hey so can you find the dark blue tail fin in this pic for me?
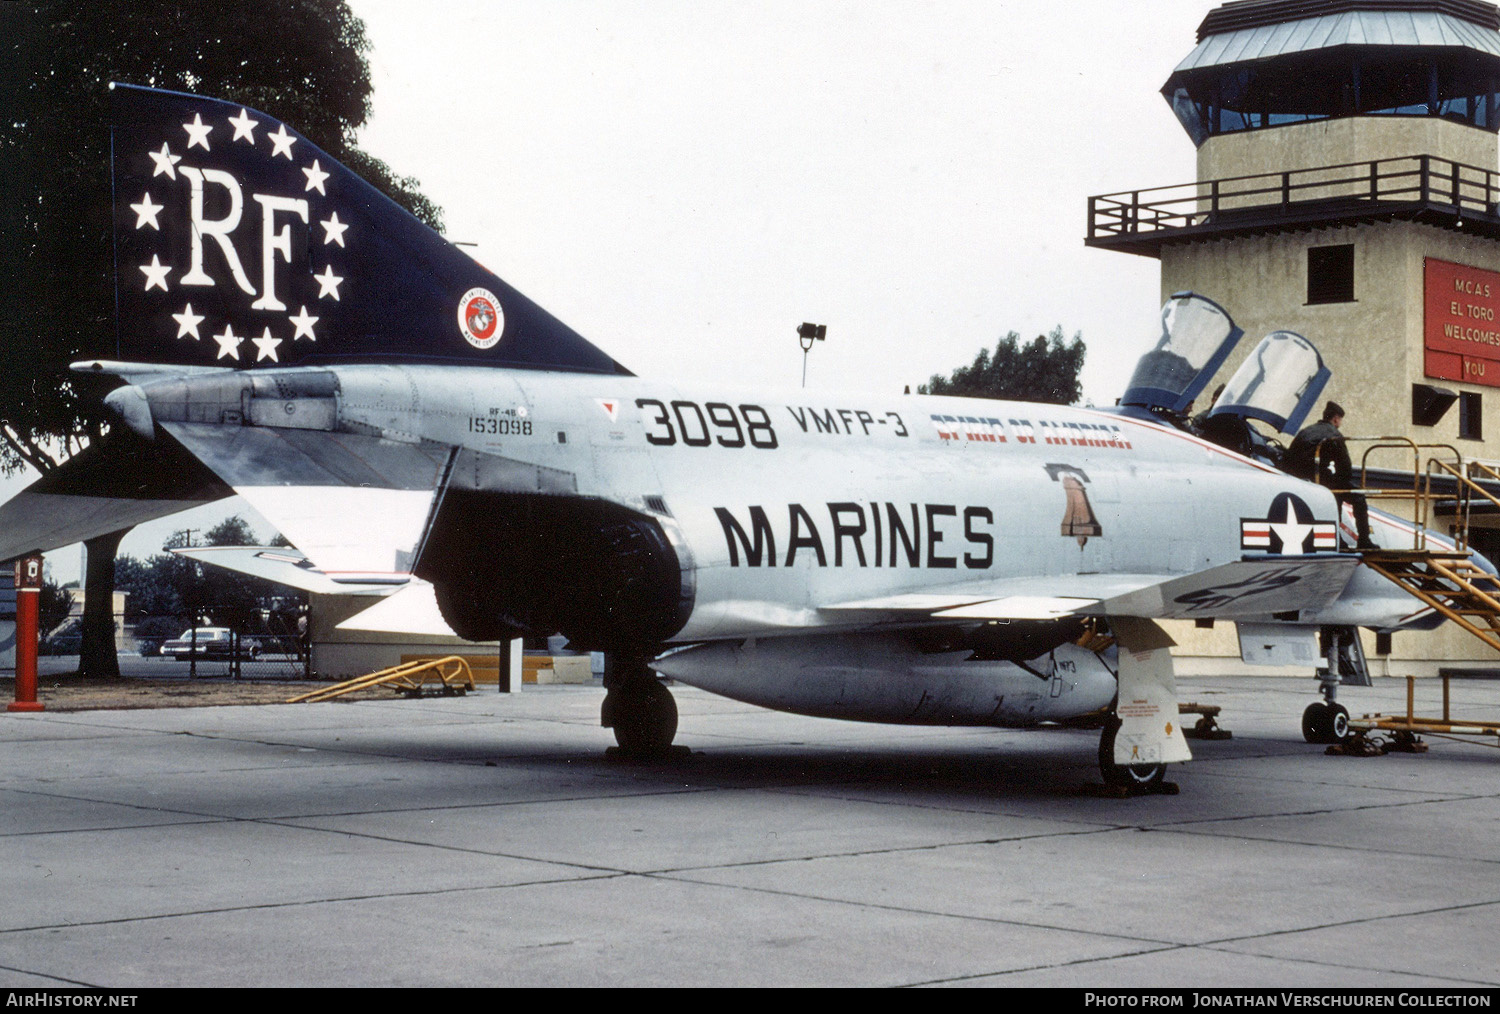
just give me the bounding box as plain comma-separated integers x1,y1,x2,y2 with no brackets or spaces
109,83,629,374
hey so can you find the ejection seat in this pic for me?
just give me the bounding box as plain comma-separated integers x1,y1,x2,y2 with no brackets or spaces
1196,329,1331,473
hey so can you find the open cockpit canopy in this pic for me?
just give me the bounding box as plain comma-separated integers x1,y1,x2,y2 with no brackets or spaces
1121,292,1243,414
1208,329,1330,435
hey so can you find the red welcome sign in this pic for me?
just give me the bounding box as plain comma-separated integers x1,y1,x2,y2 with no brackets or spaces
1425,257,1500,388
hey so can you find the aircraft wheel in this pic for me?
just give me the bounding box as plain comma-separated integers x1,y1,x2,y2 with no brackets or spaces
1327,703,1350,741
1302,701,1349,743
1301,702,1328,743
604,676,678,758
1098,719,1165,789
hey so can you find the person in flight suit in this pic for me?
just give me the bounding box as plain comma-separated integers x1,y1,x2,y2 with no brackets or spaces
1284,401,1375,549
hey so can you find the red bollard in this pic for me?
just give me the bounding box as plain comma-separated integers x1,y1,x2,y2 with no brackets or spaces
9,554,44,713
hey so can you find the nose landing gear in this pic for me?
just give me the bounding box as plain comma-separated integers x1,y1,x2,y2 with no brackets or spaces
1302,626,1365,744
1302,699,1351,744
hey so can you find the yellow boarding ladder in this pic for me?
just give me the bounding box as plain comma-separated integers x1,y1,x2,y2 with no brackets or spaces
1349,439,1500,654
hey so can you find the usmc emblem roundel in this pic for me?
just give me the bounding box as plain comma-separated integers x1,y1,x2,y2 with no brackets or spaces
458,287,504,349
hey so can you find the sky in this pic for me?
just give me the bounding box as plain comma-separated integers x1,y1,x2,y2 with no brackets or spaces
8,0,1213,583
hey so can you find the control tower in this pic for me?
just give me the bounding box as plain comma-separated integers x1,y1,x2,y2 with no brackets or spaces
1089,0,1500,671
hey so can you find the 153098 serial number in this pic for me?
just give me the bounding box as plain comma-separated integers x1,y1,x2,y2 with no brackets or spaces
467,416,533,436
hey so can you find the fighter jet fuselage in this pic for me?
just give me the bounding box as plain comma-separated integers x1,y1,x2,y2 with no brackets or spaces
2,83,1485,786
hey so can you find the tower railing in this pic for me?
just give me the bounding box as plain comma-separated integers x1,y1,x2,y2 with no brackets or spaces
1088,155,1500,248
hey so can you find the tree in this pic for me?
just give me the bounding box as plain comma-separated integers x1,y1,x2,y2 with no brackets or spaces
38,578,74,638
920,327,1086,405
204,517,259,548
115,516,306,634
0,1,442,674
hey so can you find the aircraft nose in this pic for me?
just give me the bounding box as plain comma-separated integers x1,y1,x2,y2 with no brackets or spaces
104,384,154,439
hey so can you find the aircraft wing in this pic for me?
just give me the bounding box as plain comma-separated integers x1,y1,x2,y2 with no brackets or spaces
823,555,1360,622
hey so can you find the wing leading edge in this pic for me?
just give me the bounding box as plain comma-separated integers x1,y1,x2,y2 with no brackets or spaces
822,555,1361,623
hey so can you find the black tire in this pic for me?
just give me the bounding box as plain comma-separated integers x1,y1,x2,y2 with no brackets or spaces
1303,701,1349,743
1099,719,1165,788
607,678,679,757
1302,701,1331,743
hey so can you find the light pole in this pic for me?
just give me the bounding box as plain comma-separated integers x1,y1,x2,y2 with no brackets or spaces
797,322,826,387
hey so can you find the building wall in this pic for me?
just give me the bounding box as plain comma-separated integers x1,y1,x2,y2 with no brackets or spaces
1160,219,1500,673
1198,116,1497,181
1162,222,1500,463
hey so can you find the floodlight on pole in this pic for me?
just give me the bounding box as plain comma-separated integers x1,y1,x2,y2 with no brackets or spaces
797,322,826,388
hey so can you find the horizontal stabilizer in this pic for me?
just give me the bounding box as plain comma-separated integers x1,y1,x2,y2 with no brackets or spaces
173,546,408,595
0,430,231,562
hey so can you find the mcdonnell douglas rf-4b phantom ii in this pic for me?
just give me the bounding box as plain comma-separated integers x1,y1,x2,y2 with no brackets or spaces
1,85,1486,789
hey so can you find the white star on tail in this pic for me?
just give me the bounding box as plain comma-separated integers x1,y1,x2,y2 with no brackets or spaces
148,143,181,179
139,255,171,292
211,324,243,361
288,305,319,340
172,304,205,339
319,211,348,247
302,159,329,195
252,327,282,362
314,264,344,300
130,193,163,230
268,123,296,159
182,113,212,151
227,108,259,143
1269,500,1313,555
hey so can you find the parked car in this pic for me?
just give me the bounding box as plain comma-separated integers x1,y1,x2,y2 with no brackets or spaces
39,633,82,656
160,627,259,661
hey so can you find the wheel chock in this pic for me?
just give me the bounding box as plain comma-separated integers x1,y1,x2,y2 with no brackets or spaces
1179,703,1232,741
604,744,695,762
1082,780,1180,798
1325,732,1388,757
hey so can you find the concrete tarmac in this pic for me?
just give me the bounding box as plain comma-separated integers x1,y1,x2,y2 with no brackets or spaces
1,675,1498,988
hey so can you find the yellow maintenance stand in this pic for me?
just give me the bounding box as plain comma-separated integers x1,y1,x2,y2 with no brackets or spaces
1333,439,1500,753
287,656,475,704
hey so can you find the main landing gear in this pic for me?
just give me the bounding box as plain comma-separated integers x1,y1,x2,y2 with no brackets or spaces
600,654,681,759
1097,718,1168,791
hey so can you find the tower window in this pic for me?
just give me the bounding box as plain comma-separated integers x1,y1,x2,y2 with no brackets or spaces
1307,245,1355,304
1460,391,1483,441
